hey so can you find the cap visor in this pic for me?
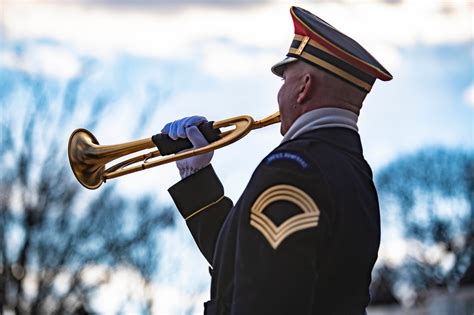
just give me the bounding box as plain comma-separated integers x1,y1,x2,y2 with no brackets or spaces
271,57,298,77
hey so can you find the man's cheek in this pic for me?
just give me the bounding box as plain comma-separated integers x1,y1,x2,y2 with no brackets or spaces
277,87,283,106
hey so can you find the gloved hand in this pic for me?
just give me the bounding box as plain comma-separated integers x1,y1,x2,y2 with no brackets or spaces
161,116,214,179
161,116,207,140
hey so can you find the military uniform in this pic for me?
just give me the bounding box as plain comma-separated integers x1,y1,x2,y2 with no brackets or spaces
166,5,391,314
169,127,380,314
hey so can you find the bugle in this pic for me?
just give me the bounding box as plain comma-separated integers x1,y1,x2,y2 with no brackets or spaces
68,112,281,190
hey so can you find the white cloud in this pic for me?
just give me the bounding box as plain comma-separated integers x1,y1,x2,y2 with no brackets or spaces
2,2,291,61
1,0,471,93
3,0,472,79
199,43,281,79
1,44,81,79
463,83,474,107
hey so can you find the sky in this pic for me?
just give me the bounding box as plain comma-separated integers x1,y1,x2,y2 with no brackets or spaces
1,0,473,313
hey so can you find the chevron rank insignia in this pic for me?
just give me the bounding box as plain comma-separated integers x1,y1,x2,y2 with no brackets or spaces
250,184,320,249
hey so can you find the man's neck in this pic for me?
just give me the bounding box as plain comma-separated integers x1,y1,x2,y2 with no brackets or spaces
281,107,359,143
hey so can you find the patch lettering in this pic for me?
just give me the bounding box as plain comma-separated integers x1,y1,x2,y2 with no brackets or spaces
265,151,309,169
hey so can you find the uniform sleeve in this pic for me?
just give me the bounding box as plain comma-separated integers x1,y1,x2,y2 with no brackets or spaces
230,152,332,315
168,164,233,266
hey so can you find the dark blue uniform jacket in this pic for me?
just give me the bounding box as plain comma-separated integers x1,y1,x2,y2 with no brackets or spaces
169,128,381,315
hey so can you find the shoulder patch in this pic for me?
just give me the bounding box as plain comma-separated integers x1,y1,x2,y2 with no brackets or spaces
250,184,320,249
264,151,309,169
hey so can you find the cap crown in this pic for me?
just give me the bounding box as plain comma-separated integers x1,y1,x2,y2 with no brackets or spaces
285,6,392,91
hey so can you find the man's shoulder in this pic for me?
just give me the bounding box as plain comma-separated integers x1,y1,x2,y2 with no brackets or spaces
279,128,363,159
253,139,328,189
260,128,371,185
266,130,346,167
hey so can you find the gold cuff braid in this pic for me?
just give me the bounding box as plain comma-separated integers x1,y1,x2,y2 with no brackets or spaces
185,195,226,221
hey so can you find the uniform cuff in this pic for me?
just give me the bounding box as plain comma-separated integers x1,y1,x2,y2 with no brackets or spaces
168,164,224,220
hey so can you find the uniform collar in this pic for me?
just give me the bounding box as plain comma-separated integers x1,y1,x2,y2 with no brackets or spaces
281,107,358,143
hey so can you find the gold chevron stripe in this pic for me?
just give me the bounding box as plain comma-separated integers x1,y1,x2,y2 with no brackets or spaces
251,215,319,249
251,212,318,232
251,214,318,242
250,211,318,235
250,184,320,249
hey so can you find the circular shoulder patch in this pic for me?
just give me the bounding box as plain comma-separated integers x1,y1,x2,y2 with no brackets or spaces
250,184,320,249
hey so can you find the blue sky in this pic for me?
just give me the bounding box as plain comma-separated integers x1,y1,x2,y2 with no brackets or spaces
1,0,473,312
360,41,473,171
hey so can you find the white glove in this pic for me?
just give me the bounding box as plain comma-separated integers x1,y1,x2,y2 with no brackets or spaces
161,116,207,140
161,116,214,179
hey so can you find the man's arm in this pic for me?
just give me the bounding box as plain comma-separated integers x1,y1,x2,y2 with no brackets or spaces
161,116,232,265
168,164,233,265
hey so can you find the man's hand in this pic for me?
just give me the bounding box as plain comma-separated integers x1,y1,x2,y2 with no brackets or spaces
161,116,214,179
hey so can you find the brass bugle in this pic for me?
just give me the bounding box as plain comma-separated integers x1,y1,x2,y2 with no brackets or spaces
68,112,281,190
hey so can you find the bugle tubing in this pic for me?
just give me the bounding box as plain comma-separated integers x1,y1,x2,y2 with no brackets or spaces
68,112,281,190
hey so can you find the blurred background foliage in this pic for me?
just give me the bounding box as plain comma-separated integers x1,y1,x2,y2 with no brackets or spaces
0,61,176,314
370,147,473,306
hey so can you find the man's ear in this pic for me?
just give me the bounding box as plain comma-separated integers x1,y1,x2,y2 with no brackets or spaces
297,73,312,104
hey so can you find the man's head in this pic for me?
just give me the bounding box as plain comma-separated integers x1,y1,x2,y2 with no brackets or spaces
277,61,368,135
273,6,392,135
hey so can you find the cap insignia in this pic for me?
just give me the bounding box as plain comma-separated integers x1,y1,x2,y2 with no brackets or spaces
295,36,310,55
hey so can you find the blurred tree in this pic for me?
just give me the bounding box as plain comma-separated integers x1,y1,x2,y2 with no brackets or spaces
369,264,399,306
375,147,473,304
0,57,174,314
